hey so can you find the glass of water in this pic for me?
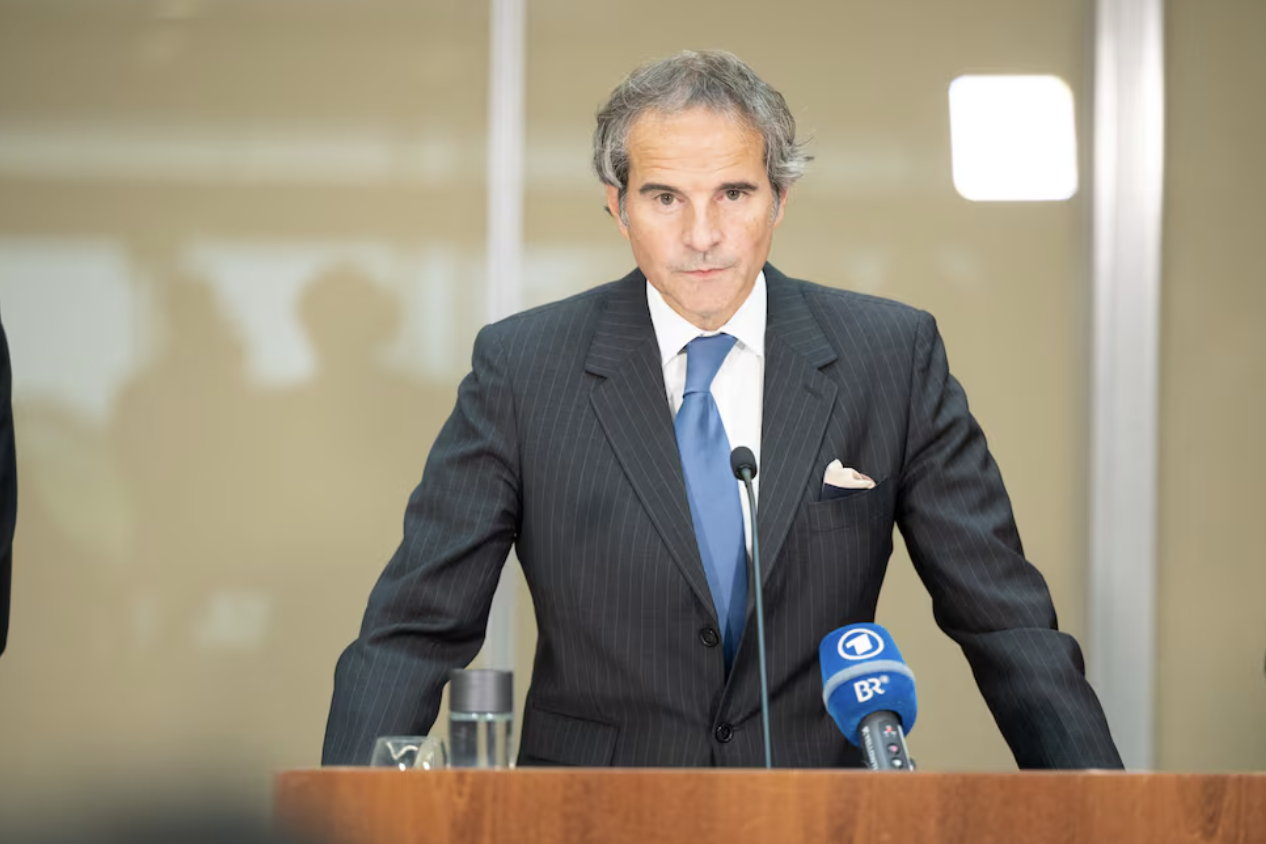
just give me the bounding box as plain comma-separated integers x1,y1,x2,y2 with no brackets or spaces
369,736,448,770
448,669,514,768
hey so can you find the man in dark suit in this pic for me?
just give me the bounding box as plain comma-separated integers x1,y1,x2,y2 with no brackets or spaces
0,313,15,657
323,50,1122,769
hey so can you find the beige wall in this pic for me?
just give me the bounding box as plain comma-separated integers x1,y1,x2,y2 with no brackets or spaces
4,0,1257,826
1157,0,1266,771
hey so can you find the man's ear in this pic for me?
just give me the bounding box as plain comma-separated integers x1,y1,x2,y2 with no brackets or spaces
605,185,631,240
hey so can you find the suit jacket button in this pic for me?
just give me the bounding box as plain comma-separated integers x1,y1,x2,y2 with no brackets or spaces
699,627,720,648
714,722,734,743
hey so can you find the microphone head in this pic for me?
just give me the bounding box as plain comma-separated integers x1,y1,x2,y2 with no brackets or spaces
819,623,918,747
730,446,758,480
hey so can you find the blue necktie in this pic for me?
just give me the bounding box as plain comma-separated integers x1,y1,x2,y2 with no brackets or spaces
674,334,748,670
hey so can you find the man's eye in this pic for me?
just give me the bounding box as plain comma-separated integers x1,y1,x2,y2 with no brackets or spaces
725,189,745,201
657,193,675,206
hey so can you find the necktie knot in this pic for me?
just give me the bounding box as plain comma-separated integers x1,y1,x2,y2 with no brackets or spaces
683,333,737,395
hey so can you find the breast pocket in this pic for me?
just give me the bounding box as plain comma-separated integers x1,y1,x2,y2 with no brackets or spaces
804,478,894,533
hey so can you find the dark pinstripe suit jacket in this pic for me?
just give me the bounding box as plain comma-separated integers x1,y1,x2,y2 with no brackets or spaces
322,264,1122,769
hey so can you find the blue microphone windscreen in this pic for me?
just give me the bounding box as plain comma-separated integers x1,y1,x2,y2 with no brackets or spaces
818,623,918,746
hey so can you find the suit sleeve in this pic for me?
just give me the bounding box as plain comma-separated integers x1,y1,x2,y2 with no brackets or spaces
322,324,521,765
895,312,1123,769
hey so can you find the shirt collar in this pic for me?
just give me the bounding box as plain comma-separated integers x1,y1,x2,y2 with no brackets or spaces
646,270,767,366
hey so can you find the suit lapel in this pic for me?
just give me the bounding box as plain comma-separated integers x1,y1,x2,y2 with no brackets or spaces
756,266,839,585
583,265,843,622
586,270,718,623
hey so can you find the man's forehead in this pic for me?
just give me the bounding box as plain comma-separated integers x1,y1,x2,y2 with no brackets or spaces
625,107,766,183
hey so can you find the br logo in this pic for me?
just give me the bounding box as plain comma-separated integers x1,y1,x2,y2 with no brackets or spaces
853,676,889,703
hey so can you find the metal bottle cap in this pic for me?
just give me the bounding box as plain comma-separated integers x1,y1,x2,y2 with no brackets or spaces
449,669,513,714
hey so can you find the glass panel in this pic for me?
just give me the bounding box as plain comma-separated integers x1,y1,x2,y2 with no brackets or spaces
0,0,1120,813
0,0,489,816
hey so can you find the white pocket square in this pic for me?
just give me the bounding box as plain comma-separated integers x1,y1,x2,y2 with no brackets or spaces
823,459,876,490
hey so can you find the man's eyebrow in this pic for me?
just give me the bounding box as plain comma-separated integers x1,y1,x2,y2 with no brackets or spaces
638,182,680,195
636,180,762,195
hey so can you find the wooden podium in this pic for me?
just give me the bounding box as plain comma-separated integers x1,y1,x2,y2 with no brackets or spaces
275,769,1266,844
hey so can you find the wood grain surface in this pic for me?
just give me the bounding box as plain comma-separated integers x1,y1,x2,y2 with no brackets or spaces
274,769,1266,844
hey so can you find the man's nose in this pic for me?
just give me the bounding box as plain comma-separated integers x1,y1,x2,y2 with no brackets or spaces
682,202,722,253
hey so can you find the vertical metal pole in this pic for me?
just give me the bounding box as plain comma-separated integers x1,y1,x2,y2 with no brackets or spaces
483,0,525,671
1090,0,1165,770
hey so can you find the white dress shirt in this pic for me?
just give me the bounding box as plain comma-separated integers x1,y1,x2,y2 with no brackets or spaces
647,271,765,558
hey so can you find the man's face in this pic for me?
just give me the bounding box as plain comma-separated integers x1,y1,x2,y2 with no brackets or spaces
606,107,786,331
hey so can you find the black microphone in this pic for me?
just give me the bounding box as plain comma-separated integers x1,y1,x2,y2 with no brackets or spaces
730,447,757,482
730,446,772,769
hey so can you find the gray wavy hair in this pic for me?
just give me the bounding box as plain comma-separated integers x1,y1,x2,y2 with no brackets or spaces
593,50,812,224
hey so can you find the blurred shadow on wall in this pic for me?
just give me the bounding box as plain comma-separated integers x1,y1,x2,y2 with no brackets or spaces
2,264,454,820
260,265,449,692
107,273,269,746
6,400,128,723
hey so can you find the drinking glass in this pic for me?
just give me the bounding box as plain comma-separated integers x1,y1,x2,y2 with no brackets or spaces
369,736,448,770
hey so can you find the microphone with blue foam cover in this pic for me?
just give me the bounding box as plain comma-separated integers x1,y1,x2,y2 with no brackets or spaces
819,622,918,770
